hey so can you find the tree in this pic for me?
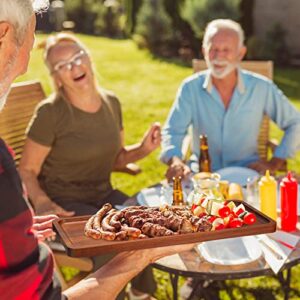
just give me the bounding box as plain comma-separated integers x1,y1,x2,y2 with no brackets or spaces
124,0,142,35
181,0,241,39
135,0,174,56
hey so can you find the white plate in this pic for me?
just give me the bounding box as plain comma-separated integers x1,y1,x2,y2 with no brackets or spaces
137,186,164,206
217,166,260,186
197,236,262,265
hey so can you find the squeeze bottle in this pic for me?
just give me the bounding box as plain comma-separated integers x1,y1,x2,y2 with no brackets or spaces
259,170,277,220
280,172,298,231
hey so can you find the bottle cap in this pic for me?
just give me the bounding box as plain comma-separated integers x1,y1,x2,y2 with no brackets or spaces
259,170,276,185
280,171,298,186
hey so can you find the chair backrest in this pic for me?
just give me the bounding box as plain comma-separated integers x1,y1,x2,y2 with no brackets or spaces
192,59,274,161
0,80,46,165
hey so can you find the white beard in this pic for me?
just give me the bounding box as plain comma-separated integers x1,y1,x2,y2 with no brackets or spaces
206,59,237,79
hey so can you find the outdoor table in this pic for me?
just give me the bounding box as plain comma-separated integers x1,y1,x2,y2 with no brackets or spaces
152,219,300,300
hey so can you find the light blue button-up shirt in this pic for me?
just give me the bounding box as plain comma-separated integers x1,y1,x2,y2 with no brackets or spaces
161,69,300,171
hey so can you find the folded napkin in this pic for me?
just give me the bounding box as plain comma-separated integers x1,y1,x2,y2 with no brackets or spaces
256,231,300,274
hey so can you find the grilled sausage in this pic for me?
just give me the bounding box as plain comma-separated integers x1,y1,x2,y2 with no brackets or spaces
121,223,141,238
110,211,123,230
101,210,118,232
115,230,128,241
84,215,102,239
98,226,116,241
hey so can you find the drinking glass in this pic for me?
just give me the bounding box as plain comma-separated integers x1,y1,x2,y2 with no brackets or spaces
192,172,220,194
246,175,260,209
159,182,173,205
160,182,189,205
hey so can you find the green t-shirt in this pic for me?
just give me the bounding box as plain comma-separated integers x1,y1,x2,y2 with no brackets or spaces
27,89,122,205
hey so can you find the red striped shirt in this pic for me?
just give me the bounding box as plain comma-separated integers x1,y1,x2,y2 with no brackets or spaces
0,139,62,299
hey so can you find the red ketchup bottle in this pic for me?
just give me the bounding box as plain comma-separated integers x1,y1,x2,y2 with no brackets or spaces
280,172,298,231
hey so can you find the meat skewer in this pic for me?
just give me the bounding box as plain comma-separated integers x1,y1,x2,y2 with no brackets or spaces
84,202,214,241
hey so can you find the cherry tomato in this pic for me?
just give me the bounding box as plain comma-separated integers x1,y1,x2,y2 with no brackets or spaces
191,204,198,212
223,214,234,227
218,205,230,218
243,212,256,225
198,212,207,218
229,218,243,228
229,211,238,218
215,223,225,230
208,216,217,223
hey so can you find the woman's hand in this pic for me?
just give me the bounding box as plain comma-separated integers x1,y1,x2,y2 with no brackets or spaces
32,214,59,242
34,195,75,217
141,122,161,154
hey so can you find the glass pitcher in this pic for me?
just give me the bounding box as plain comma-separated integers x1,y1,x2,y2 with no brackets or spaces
187,172,221,205
192,172,220,193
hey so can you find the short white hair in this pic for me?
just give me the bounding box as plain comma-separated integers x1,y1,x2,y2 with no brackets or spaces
0,0,49,44
203,19,244,50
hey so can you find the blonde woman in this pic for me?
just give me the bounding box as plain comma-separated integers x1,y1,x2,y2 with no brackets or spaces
20,33,160,217
19,33,160,299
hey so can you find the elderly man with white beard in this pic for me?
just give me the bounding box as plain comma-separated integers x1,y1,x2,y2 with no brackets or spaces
0,1,194,299
161,19,300,181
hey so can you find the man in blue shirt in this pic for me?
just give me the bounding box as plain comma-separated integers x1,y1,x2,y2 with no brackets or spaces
161,19,300,180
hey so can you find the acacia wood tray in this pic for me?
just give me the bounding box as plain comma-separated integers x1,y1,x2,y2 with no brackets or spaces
53,201,276,257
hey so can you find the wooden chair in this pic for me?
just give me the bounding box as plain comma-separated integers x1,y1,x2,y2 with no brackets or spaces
0,80,46,165
0,80,139,290
191,59,286,169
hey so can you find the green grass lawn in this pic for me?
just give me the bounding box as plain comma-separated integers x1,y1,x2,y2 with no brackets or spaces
17,34,300,299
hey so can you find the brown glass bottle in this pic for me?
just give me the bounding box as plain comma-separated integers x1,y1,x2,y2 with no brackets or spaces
172,176,184,206
199,135,211,172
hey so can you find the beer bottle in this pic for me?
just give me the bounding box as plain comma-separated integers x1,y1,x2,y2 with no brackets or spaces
172,176,184,206
199,135,211,172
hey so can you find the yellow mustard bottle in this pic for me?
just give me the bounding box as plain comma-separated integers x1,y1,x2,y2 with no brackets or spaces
259,170,277,220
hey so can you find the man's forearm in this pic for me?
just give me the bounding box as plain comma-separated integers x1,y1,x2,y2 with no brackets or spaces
63,244,195,299
63,251,150,300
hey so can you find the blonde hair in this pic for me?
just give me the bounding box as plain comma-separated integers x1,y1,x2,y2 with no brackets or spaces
40,33,99,100
40,32,89,70
203,19,244,50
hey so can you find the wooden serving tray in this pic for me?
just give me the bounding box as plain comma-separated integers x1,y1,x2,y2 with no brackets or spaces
53,201,276,257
